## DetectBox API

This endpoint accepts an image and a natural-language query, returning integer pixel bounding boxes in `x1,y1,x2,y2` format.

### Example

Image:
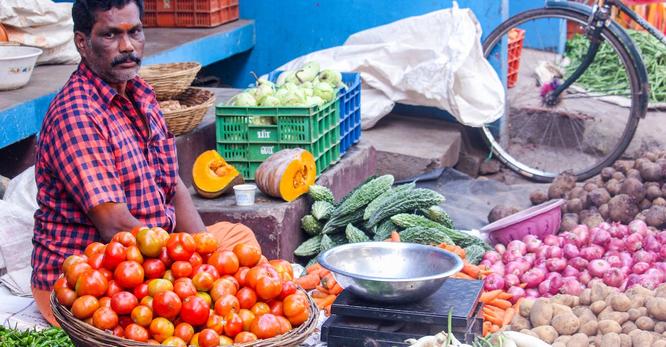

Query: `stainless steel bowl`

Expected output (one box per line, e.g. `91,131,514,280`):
317,242,463,304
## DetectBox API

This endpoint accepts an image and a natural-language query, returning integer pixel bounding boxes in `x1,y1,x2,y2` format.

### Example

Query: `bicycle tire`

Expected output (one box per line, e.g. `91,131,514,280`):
481,6,646,183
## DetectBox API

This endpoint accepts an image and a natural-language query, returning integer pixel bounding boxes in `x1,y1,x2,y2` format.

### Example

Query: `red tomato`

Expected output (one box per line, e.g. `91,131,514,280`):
75,269,108,297
206,314,224,334
84,242,106,258
98,297,111,308
219,335,234,345
62,255,87,275
118,314,133,328
142,259,166,279
196,292,212,308
246,265,279,290
131,226,148,237
106,280,123,297
283,293,308,318
166,233,196,261
224,312,243,338
153,291,182,320
125,323,149,342
256,276,282,301
279,280,298,300
180,295,210,326
111,291,138,315
238,309,255,331
276,315,292,334
209,278,237,302
193,264,220,279
233,244,261,267
161,336,186,346
125,246,144,264
207,250,239,276
112,325,124,337
250,313,281,339
170,261,192,279
54,276,69,291
55,287,77,307
112,231,137,247
159,247,173,268
234,267,250,287
99,268,114,282
149,317,175,343
251,302,270,317
269,259,294,278
102,241,127,271
222,275,240,291
131,305,153,327
188,252,203,269
192,271,215,292
173,322,194,344
147,279,173,297
213,294,240,316
65,262,92,288
114,261,145,289
172,279,196,300
92,307,118,330
197,328,220,347
87,252,104,269
234,331,258,343
236,287,257,309
136,228,165,258
268,300,284,316
133,283,149,300
193,232,219,255
162,270,175,283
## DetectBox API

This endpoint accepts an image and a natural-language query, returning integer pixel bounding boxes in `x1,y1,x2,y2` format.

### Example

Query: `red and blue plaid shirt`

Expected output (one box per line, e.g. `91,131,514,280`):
32,63,179,290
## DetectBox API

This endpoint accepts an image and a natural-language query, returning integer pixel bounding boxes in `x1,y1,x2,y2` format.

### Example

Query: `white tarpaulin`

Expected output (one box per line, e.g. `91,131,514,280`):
277,4,505,129
0,0,80,65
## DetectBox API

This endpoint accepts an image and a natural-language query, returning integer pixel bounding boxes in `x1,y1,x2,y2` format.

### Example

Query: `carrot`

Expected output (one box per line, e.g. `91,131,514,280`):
482,305,505,318
324,304,332,317
502,307,515,326
489,324,500,333
330,283,343,295
306,263,323,274
390,231,400,242
318,294,337,309
482,321,491,336
321,272,337,291
497,292,513,300
312,288,329,298
483,312,503,326
295,273,320,290
453,272,475,280
461,262,480,279
488,298,512,310
479,290,502,303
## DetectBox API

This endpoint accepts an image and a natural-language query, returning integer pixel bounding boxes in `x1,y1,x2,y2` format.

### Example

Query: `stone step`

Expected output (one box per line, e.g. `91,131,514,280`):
362,114,462,180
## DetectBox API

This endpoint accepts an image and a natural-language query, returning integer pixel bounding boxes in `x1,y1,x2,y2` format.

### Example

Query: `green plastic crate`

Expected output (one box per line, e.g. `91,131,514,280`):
215,99,341,180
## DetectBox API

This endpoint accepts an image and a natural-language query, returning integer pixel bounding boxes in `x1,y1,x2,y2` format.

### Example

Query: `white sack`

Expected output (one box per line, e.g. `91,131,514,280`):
277,4,505,129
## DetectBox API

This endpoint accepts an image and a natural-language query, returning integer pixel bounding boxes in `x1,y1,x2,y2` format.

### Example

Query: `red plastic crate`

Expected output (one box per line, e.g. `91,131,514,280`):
507,28,525,89
144,0,239,28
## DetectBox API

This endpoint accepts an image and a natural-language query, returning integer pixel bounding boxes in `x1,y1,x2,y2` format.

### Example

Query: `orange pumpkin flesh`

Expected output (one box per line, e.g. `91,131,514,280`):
192,150,244,199
255,149,316,202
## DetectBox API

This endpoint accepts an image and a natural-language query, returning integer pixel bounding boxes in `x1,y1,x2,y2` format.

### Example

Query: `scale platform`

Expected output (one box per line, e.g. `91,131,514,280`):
321,278,484,347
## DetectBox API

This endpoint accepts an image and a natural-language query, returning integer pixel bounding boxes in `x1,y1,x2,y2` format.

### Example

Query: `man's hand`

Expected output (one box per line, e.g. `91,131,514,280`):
172,177,206,234
88,203,143,242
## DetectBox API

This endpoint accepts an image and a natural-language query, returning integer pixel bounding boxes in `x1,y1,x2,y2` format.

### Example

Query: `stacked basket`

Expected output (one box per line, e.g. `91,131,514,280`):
139,62,215,136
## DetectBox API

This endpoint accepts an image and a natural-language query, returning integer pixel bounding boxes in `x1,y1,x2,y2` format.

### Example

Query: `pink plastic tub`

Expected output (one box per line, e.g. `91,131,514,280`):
481,199,566,245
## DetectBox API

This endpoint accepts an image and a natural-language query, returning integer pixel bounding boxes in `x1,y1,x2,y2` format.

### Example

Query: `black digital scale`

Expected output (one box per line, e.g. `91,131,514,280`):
321,278,484,346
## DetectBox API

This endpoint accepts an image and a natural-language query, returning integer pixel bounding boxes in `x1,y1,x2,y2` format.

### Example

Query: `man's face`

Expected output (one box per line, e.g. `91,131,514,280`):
75,2,145,85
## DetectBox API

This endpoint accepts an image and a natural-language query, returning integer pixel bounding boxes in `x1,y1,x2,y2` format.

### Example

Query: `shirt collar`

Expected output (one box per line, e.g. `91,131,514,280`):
77,62,154,107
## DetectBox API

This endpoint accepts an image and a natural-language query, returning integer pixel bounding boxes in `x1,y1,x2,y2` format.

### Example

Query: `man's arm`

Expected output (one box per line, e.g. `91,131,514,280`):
88,203,143,242
172,176,206,234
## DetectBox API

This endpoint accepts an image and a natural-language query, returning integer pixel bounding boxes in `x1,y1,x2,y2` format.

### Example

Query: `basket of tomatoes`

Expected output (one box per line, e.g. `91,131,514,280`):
50,227,318,347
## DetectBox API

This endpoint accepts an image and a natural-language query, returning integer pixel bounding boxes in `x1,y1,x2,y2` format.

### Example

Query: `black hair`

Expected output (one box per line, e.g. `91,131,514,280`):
72,0,144,36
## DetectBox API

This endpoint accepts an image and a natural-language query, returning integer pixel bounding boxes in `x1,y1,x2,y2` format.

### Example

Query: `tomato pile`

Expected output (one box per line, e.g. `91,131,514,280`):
54,227,310,346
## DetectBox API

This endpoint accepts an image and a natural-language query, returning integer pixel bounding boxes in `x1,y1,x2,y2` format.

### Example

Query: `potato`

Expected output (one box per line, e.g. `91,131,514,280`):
552,343,566,347
554,335,571,345
566,333,589,347
591,282,612,302
599,320,623,335
654,340,666,347
628,307,644,321
530,299,553,327
640,162,663,182
627,168,643,182
622,321,638,334
636,316,656,331
640,198,652,210
552,303,573,316
590,188,612,207
602,167,616,181
645,205,666,228
647,297,666,320
619,333,632,347
656,283,666,298
552,172,577,191
655,321,666,334
598,203,610,219
532,325,559,344
551,294,577,308
488,205,519,223
579,320,598,336
607,179,623,196
645,151,658,161
510,314,531,331
627,285,653,299
610,293,632,312
579,289,592,305
566,198,584,214
613,171,627,181
530,190,548,205
583,213,605,229
655,197,666,207
631,330,654,347
551,312,580,335
646,183,663,201
520,298,535,318
621,178,646,201
591,300,608,315
608,194,640,224
520,328,539,338
599,312,629,325
584,182,599,192
614,160,635,174
601,332,622,347
560,213,580,232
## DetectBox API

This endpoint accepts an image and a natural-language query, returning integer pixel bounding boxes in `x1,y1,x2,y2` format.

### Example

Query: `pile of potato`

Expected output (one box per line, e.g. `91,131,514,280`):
511,281,666,347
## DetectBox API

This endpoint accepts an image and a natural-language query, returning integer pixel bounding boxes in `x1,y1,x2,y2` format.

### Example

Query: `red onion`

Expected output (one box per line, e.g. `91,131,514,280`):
639,275,660,290
484,273,505,291
606,255,623,268
572,225,591,246
644,268,665,283
482,251,501,264
609,223,625,238
506,286,525,304
538,279,552,296
598,222,611,230
547,273,563,294
629,220,648,236
588,259,611,278
524,253,536,265
525,288,539,298
633,250,655,264
521,268,546,288
560,277,584,295
545,246,564,259
504,274,520,288
489,262,505,276
632,262,650,274
654,262,666,274
603,268,625,287
619,252,634,268
644,234,660,252
502,251,521,264
656,231,666,244
546,258,567,272
494,244,506,254
590,228,611,246
580,245,604,261
505,261,527,276
523,235,542,253
563,243,580,259
579,270,592,286
659,245,666,260
626,274,642,289
608,238,626,252
507,240,527,256
625,233,643,252
535,247,549,260
562,265,580,278
480,260,493,268
568,257,589,271
543,234,561,246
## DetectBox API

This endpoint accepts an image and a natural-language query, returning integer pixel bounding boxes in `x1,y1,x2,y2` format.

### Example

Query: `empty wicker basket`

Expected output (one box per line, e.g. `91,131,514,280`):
51,288,319,347
160,88,215,136
139,62,201,100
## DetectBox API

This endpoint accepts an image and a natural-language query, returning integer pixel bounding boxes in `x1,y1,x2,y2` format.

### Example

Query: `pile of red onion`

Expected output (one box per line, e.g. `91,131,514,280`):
480,220,666,303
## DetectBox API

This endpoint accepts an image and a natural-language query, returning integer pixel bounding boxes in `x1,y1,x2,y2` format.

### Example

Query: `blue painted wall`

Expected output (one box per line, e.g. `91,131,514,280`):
510,0,567,53
210,0,509,88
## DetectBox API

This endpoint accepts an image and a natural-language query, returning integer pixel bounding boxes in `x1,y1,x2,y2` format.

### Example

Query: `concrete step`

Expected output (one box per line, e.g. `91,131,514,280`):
362,114,462,180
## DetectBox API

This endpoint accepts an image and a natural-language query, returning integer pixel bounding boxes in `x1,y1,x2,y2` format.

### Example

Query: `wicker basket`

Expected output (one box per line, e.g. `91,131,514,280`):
161,88,215,136
139,62,201,100
51,288,319,347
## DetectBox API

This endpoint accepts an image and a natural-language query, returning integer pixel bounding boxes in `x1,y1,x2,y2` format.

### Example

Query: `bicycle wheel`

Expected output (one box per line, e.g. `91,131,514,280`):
482,7,645,182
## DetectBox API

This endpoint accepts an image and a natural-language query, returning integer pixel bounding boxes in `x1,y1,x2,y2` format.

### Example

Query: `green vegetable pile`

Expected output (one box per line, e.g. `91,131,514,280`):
566,30,666,102
294,174,490,266
0,326,73,347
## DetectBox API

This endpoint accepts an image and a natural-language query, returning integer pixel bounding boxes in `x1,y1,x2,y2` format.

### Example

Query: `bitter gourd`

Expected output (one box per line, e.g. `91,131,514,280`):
311,201,334,221
363,182,415,220
391,213,484,247
294,235,323,257
332,175,394,218
308,185,335,204
301,215,322,235
399,227,454,246
421,205,454,229
373,219,397,241
464,244,485,265
321,207,365,234
366,189,445,228
345,224,370,243
320,234,336,253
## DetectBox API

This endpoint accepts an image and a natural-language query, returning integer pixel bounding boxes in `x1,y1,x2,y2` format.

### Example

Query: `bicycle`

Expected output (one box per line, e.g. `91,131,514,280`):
482,0,666,182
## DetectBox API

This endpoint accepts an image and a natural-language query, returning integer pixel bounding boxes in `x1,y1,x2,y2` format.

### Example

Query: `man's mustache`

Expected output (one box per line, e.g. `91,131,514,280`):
111,53,141,67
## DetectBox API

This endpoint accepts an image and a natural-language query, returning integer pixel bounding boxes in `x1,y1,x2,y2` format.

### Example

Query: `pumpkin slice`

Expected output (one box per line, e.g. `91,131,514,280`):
255,148,317,202
192,150,244,199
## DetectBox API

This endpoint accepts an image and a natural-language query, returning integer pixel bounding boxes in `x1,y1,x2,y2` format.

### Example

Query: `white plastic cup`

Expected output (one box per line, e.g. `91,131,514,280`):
233,184,257,206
